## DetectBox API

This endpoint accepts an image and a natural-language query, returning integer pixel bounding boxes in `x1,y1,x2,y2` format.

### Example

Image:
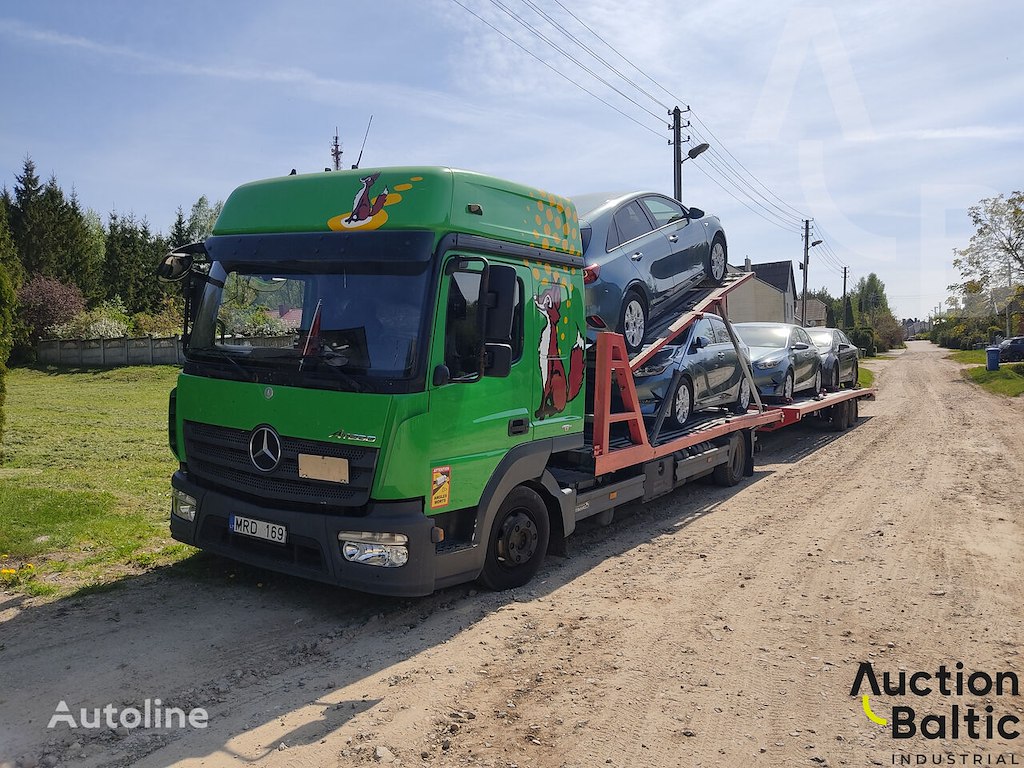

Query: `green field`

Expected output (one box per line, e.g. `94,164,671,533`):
857,364,875,388
0,366,187,595
963,364,1024,397
947,349,988,365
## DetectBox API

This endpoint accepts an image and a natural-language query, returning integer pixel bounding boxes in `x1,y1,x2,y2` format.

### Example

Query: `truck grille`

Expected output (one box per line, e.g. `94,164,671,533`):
183,421,377,508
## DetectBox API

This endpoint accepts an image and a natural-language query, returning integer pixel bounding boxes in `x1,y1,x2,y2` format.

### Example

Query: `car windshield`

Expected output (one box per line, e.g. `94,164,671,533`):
808,330,834,350
187,232,434,392
735,325,790,348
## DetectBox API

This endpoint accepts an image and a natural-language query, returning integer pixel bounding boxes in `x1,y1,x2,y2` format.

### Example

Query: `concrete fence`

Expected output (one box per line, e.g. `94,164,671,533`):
36,335,296,367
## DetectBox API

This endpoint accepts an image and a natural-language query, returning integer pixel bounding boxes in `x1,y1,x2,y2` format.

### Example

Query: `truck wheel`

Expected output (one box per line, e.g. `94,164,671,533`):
478,486,551,591
713,431,746,487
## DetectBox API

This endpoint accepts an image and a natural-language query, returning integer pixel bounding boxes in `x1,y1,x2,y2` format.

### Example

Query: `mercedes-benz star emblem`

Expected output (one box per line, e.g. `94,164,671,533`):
249,426,282,473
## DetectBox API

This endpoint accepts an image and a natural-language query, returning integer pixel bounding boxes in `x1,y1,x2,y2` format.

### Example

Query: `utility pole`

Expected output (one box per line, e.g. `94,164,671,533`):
669,106,709,202
671,106,684,202
800,220,810,327
330,128,343,171
841,266,849,328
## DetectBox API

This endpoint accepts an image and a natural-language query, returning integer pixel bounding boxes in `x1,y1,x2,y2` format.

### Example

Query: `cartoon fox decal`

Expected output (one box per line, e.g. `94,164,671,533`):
345,172,389,224
534,284,585,420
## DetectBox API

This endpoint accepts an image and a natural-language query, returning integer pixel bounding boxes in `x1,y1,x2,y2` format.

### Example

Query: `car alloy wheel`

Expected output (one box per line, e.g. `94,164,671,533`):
621,294,647,353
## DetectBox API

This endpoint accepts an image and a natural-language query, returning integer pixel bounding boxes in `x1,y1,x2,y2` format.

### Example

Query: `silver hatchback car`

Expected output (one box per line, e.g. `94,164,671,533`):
573,192,728,353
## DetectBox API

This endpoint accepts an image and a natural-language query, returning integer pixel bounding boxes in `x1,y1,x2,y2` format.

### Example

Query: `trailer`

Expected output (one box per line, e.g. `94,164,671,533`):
159,166,874,597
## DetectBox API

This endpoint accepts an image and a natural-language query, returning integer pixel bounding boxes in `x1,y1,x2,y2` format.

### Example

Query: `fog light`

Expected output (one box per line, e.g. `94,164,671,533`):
171,489,197,522
338,531,409,568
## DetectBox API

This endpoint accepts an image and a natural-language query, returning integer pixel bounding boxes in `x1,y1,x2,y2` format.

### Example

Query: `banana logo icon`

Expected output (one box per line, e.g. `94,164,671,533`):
862,695,888,726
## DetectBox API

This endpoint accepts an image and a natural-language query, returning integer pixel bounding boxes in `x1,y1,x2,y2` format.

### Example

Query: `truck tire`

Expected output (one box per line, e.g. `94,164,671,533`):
713,432,746,487
478,486,550,591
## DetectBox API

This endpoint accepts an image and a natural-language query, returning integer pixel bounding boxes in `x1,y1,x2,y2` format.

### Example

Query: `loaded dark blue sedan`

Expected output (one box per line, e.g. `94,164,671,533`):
733,322,822,400
807,327,859,390
572,192,728,353
632,313,751,427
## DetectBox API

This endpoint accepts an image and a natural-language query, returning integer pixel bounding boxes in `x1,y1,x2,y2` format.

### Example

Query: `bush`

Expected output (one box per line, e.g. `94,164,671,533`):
46,297,132,340
16,274,85,345
132,297,184,337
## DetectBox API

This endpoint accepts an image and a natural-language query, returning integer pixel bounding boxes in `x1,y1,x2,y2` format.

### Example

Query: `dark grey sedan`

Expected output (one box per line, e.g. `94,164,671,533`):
572,192,728,353
733,322,822,400
633,313,751,426
807,327,859,390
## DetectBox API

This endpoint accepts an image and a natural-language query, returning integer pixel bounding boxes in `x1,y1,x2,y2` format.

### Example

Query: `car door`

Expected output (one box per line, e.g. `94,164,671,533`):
835,330,856,380
684,318,716,405
708,315,740,401
639,195,708,293
608,199,675,304
791,327,818,388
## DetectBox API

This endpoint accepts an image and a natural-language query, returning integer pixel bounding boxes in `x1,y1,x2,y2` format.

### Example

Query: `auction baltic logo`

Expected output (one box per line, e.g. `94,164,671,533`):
48,699,208,731
851,661,1021,765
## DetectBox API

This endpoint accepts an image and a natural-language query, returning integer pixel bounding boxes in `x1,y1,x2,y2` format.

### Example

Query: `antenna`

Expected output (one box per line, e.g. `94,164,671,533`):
330,127,343,171
352,115,373,170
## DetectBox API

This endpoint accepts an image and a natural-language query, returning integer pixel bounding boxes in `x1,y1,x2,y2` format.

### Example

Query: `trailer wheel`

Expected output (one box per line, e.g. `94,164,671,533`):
830,399,850,432
478,486,550,591
713,432,746,486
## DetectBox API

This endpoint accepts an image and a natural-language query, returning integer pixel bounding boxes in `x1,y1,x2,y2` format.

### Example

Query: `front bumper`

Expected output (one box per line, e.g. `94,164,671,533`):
170,470,439,596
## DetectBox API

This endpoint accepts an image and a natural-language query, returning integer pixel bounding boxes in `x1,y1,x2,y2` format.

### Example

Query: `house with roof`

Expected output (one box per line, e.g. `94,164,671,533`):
796,298,828,327
725,259,797,324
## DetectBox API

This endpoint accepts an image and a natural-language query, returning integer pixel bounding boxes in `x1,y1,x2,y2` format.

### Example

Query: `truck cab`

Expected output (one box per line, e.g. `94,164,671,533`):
165,167,587,595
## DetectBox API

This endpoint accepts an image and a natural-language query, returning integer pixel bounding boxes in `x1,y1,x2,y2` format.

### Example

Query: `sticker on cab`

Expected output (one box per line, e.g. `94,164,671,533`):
430,466,451,509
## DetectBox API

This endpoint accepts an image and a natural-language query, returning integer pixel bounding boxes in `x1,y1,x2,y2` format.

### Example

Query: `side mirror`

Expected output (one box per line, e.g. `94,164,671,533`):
157,242,208,283
157,253,193,282
692,335,709,350
483,264,517,342
686,207,705,219
484,343,512,377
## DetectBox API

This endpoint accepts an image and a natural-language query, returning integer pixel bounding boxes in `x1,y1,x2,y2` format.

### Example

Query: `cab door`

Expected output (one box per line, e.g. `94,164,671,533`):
424,256,533,515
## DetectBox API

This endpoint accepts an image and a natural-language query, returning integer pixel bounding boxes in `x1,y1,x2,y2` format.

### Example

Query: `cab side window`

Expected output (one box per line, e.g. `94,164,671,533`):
444,271,482,380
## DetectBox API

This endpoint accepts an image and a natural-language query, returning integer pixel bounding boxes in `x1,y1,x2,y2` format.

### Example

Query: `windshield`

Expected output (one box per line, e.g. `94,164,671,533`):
187,232,435,392
808,330,834,350
735,325,791,349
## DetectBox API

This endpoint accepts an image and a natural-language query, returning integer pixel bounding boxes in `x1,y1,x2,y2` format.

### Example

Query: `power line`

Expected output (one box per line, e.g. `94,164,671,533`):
449,0,665,140
485,0,666,124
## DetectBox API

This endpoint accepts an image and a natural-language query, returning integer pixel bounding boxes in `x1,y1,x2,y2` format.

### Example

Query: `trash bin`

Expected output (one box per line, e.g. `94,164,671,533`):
986,346,1001,371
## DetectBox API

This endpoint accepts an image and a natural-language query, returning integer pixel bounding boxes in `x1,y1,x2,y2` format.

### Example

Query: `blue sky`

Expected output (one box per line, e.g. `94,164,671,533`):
1,0,1021,320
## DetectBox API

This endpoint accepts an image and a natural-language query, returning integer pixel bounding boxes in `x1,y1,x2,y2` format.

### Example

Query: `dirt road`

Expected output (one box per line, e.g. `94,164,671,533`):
2,341,1022,768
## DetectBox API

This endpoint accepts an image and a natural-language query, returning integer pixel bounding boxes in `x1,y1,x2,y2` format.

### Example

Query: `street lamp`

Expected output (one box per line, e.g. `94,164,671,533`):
674,142,709,202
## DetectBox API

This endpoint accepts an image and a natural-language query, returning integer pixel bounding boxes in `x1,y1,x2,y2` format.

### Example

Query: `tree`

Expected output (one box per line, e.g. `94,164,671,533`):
950,192,1023,296
187,195,223,241
853,274,890,316
169,206,191,248
0,207,16,449
10,157,47,277
103,212,167,315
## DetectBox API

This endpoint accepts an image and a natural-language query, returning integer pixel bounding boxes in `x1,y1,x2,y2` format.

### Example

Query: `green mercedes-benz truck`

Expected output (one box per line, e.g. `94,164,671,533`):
164,167,592,596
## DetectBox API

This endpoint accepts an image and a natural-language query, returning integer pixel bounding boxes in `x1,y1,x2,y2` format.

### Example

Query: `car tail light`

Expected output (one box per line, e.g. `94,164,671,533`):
582,264,601,284
586,315,607,329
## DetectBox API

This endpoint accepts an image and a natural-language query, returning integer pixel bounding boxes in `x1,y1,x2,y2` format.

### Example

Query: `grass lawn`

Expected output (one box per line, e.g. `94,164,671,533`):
0,366,188,595
857,364,875,388
948,349,988,365
963,364,1024,397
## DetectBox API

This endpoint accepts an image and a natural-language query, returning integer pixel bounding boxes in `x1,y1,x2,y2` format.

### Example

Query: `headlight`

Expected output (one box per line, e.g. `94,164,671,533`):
634,363,669,377
338,531,409,568
755,358,783,370
171,489,197,522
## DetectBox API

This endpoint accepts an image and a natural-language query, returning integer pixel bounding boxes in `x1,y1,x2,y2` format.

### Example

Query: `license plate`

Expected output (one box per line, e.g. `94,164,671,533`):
229,514,287,545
